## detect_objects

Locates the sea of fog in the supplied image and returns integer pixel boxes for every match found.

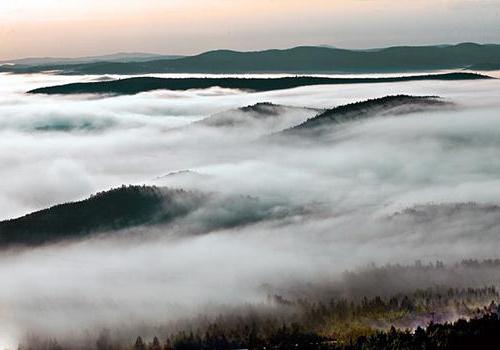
[1,71,500,347]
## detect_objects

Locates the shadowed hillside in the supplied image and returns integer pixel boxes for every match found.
[0,185,206,246]
[27,73,490,95]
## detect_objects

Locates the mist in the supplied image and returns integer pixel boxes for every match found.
[1,72,500,347]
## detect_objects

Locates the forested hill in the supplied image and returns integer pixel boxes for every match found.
[0,185,294,247]
[0,186,206,247]
[3,43,500,74]
[280,95,450,136]
[27,73,489,95]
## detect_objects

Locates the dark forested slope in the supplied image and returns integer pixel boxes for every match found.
[0,185,206,246]
[280,95,451,137]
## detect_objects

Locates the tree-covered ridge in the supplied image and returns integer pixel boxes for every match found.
[280,95,449,136]
[0,185,206,247]
[4,43,500,75]
[198,102,288,127]
[27,73,489,95]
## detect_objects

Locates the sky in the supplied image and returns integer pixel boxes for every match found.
[0,0,500,60]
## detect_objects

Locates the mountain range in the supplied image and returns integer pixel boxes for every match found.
[2,43,500,75]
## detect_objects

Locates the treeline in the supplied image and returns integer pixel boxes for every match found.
[280,95,447,136]
[18,286,500,350]
[168,286,498,345]
[131,311,500,350]
[353,313,500,350]
[25,312,500,350]
[325,260,500,301]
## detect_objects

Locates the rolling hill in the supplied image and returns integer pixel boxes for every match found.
[0,186,206,246]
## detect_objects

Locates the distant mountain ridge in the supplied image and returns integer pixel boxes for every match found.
[0,52,183,66]
[2,43,500,75]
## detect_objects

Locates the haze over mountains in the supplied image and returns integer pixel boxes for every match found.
[0,95,461,248]
[2,43,500,75]
[0,53,183,67]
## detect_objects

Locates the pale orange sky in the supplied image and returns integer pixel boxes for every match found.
[1,0,499,59]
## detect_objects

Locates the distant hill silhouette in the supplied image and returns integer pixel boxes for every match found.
[3,43,500,74]
[279,95,451,137]
[391,202,500,222]
[27,73,490,95]
[0,52,183,66]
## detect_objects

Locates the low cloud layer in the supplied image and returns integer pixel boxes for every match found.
[1,72,500,347]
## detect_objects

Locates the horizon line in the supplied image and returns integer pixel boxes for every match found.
[1,41,499,63]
